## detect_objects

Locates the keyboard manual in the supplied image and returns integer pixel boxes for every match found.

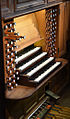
[15,45,62,87]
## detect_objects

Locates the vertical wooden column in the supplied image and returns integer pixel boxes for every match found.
[58,3,65,57]
[58,2,70,57]
[0,2,5,119]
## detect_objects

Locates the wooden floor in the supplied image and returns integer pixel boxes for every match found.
[59,84,70,107]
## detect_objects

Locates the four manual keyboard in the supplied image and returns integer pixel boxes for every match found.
[16,45,62,87]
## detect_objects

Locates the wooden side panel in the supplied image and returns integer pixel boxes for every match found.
[58,3,65,57]
[58,2,70,57]
[64,1,70,42]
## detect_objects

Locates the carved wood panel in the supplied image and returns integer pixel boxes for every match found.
[15,0,46,11]
[1,0,13,16]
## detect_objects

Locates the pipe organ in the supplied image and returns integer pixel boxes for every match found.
[3,6,60,90]
[0,1,69,119]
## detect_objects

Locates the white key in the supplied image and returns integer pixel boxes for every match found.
[15,47,41,63]
[34,62,61,82]
[19,52,47,71]
[27,57,54,77]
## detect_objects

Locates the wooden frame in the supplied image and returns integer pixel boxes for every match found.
[48,0,63,3]
[14,0,46,12]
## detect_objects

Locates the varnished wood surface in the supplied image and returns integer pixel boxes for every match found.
[5,85,35,100]
[14,10,46,51]
[14,13,41,51]
[5,58,68,100]
[3,1,63,20]
[48,0,63,3]
[58,3,66,57]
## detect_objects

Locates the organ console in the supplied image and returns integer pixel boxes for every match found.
[0,1,70,119]
[3,6,60,90]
